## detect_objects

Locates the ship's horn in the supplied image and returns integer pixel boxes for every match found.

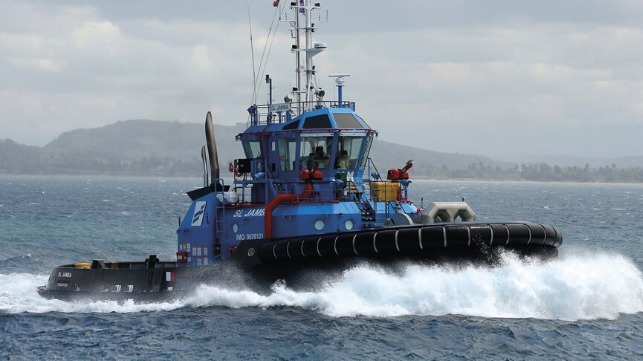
[205,111,220,182]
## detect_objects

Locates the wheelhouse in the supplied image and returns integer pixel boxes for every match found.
[235,107,377,204]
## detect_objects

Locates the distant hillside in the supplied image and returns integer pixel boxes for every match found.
[370,142,503,178]
[1,119,497,177]
[0,139,43,173]
[3,119,643,182]
[44,120,245,162]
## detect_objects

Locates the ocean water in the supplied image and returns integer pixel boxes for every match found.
[1,176,642,360]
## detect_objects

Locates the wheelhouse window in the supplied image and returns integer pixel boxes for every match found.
[300,136,332,170]
[242,141,261,159]
[336,136,364,169]
[278,138,297,171]
[334,113,364,129]
[302,114,332,129]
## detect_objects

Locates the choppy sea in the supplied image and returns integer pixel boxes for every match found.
[1,176,642,360]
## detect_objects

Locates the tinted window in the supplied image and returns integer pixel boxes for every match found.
[283,120,300,130]
[302,114,332,129]
[334,113,364,129]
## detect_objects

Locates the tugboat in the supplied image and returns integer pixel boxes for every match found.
[38,1,562,301]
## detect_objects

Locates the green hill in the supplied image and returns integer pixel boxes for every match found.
[0,119,499,177]
[5,119,642,181]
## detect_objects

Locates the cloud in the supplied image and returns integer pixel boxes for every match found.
[192,44,211,71]
[1,0,643,159]
[72,20,121,57]
[8,57,62,72]
[0,2,259,145]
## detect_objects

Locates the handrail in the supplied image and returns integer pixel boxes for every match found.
[249,100,356,126]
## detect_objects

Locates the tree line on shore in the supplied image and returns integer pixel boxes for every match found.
[4,155,643,183]
[411,161,643,182]
[3,138,643,182]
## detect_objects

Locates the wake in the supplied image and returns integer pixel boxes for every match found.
[2,251,642,321]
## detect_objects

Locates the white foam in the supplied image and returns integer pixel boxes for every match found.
[182,252,643,320]
[0,274,183,314]
[2,252,642,320]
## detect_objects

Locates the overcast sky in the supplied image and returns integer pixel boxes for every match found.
[2,0,642,159]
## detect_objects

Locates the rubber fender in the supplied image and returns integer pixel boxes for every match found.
[373,229,399,254]
[419,226,447,248]
[444,224,471,247]
[468,224,493,246]
[395,227,422,252]
[542,224,562,247]
[272,241,290,260]
[353,232,378,255]
[316,235,337,258]
[526,223,547,246]
[286,238,307,260]
[302,237,321,258]
[505,223,532,246]
[489,224,510,245]
[334,234,357,256]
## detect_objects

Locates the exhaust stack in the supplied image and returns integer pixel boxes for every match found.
[205,111,220,182]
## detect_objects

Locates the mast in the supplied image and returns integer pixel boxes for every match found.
[303,1,313,104]
[294,2,301,112]
[291,0,325,113]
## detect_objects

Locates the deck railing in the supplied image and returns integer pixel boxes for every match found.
[248,100,356,126]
